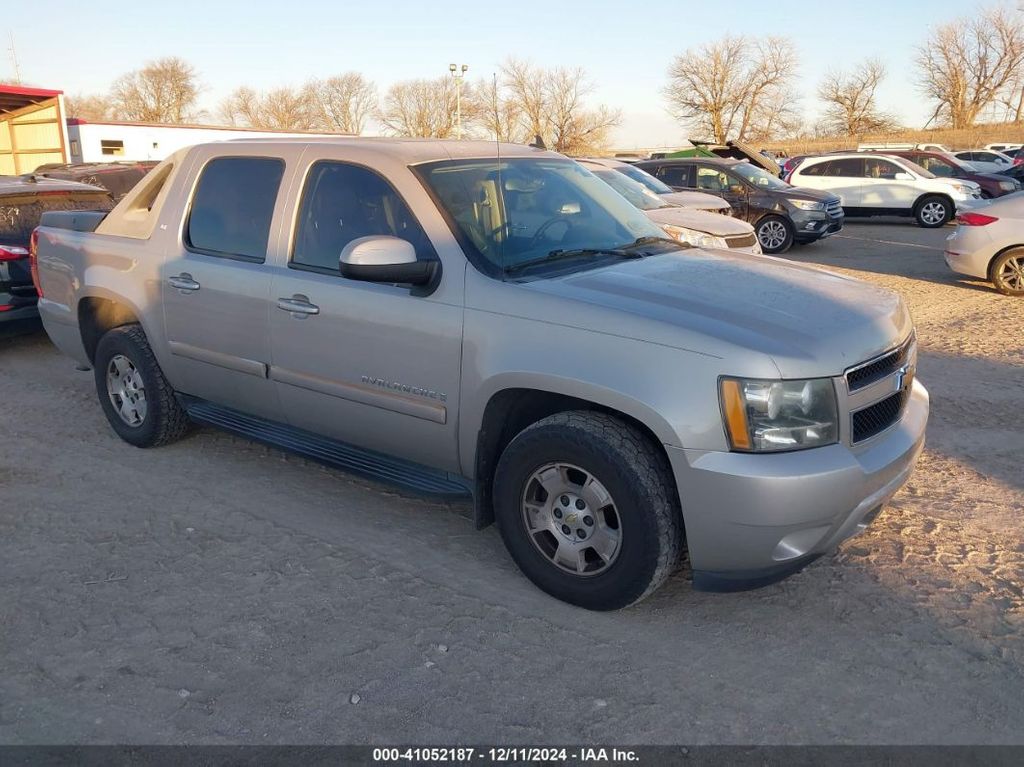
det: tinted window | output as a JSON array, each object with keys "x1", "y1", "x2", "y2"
[
  {"x1": 864, "y1": 158, "x2": 902, "y2": 179},
  {"x1": 653, "y1": 165, "x2": 690, "y2": 187},
  {"x1": 825, "y1": 158, "x2": 864, "y2": 177},
  {"x1": 695, "y1": 166, "x2": 732, "y2": 192},
  {"x1": 799, "y1": 161, "x2": 828, "y2": 176},
  {"x1": 914, "y1": 155, "x2": 957, "y2": 177},
  {"x1": 186, "y1": 157, "x2": 284, "y2": 261},
  {"x1": 293, "y1": 161, "x2": 435, "y2": 272}
]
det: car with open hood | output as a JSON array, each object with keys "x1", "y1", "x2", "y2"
[{"x1": 636, "y1": 157, "x2": 844, "y2": 253}]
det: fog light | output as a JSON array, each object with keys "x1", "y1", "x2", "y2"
[{"x1": 804, "y1": 222, "x2": 817, "y2": 230}]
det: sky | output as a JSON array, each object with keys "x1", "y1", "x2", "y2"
[{"x1": 1, "y1": 0, "x2": 991, "y2": 147}]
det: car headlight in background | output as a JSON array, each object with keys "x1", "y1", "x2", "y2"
[
  {"x1": 998, "y1": 181, "x2": 1017, "y2": 191},
  {"x1": 719, "y1": 377, "x2": 838, "y2": 452},
  {"x1": 787, "y1": 199, "x2": 824, "y2": 211},
  {"x1": 661, "y1": 224, "x2": 729, "y2": 250}
]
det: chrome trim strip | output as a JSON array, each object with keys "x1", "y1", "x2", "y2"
[{"x1": 168, "y1": 340, "x2": 267, "y2": 378}]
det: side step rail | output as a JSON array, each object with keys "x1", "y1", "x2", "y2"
[{"x1": 184, "y1": 399, "x2": 472, "y2": 499}]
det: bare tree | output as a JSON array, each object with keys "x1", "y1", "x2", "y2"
[
  {"x1": 496, "y1": 59, "x2": 621, "y2": 154},
  {"x1": 303, "y1": 73, "x2": 377, "y2": 134},
  {"x1": 64, "y1": 93, "x2": 114, "y2": 121},
  {"x1": 817, "y1": 58, "x2": 899, "y2": 135},
  {"x1": 218, "y1": 86, "x2": 316, "y2": 130},
  {"x1": 377, "y1": 77, "x2": 468, "y2": 138},
  {"x1": 109, "y1": 57, "x2": 201, "y2": 123},
  {"x1": 663, "y1": 36, "x2": 799, "y2": 143},
  {"x1": 477, "y1": 76, "x2": 528, "y2": 144},
  {"x1": 915, "y1": 5, "x2": 1024, "y2": 128}
]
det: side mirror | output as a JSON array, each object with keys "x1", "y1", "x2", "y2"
[
  {"x1": 894, "y1": 172, "x2": 914, "y2": 181},
  {"x1": 339, "y1": 235, "x2": 439, "y2": 286}
]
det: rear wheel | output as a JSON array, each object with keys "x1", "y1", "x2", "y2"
[
  {"x1": 93, "y1": 325, "x2": 191, "y2": 447},
  {"x1": 914, "y1": 195, "x2": 953, "y2": 228},
  {"x1": 990, "y1": 248, "x2": 1024, "y2": 296},
  {"x1": 493, "y1": 411, "x2": 683, "y2": 610},
  {"x1": 755, "y1": 215, "x2": 794, "y2": 254}
]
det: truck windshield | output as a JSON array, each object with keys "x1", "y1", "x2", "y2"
[
  {"x1": 615, "y1": 164, "x2": 674, "y2": 195},
  {"x1": 416, "y1": 158, "x2": 674, "y2": 277}
]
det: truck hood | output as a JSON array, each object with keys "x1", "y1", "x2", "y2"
[
  {"x1": 523, "y1": 249, "x2": 912, "y2": 378},
  {"x1": 645, "y1": 207, "x2": 754, "y2": 237}
]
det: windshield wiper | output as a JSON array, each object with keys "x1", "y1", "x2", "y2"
[
  {"x1": 628, "y1": 235, "x2": 688, "y2": 249},
  {"x1": 504, "y1": 247, "x2": 642, "y2": 275}
]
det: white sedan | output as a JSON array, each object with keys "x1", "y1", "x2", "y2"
[{"x1": 944, "y1": 193, "x2": 1024, "y2": 296}]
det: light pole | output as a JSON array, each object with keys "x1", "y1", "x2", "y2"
[{"x1": 449, "y1": 63, "x2": 468, "y2": 140}]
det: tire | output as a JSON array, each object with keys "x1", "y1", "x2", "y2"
[
  {"x1": 990, "y1": 248, "x2": 1024, "y2": 296},
  {"x1": 755, "y1": 215, "x2": 794, "y2": 254},
  {"x1": 493, "y1": 411, "x2": 683, "y2": 610},
  {"x1": 93, "y1": 324, "x2": 191, "y2": 447},
  {"x1": 914, "y1": 195, "x2": 953, "y2": 228}
]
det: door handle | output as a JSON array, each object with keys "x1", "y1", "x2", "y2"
[
  {"x1": 169, "y1": 273, "x2": 200, "y2": 292},
  {"x1": 277, "y1": 295, "x2": 320, "y2": 316}
]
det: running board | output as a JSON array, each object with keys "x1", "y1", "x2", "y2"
[{"x1": 184, "y1": 399, "x2": 472, "y2": 499}]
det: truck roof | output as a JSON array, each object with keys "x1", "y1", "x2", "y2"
[{"x1": 213, "y1": 137, "x2": 557, "y2": 164}]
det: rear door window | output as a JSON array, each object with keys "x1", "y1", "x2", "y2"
[
  {"x1": 291, "y1": 161, "x2": 435, "y2": 273},
  {"x1": 186, "y1": 157, "x2": 285, "y2": 262},
  {"x1": 653, "y1": 165, "x2": 691, "y2": 187},
  {"x1": 825, "y1": 158, "x2": 864, "y2": 177}
]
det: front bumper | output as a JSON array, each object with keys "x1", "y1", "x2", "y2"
[
  {"x1": 790, "y1": 209, "x2": 844, "y2": 242},
  {"x1": 667, "y1": 378, "x2": 929, "y2": 590}
]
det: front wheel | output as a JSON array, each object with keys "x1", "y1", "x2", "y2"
[
  {"x1": 990, "y1": 248, "x2": 1024, "y2": 296},
  {"x1": 93, "y1": 324, "x2": 191, "y2": 447},
  {"x1": 915, "y1": 196, "x2": 953, "y2": 228},
  {"x1": 493, "y1": 412, "x2": 683, "y2": 610},
  {"x1": 755, "y1": 215, "x2": 794, "y2": 254}
]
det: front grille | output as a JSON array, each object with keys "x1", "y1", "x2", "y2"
[
  {"x1": 845, "y1": 336, "x2": 913, "y2": 392},
  {"x1": 852, "y1": 389, "x2": 908, "y2": 443},
  {"x1": 725, "y1": 233, "x2": 757, "y2": 249},
  {"x1": 825, "y1": 199, "x2": 843, "y2": 218}
]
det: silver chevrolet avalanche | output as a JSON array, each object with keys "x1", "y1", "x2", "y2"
[{"x1": 32, "y1": 139, "x2": 929, "y2": 609}]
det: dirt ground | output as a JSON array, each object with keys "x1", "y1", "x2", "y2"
[{"x1": 1, "y1": 219, "x2": 1022, "y2": 745}]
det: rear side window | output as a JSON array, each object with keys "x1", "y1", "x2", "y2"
[
  {"x1": 799, "y1": 161, "x2": 827, "y2": 176},
  {"x1": 824, "y1": 158, "x2": 864, "y2": 177},
  {"x1": 653, "y1": 165, "x2": 691, "y2": 187},
  {"x1": 186, "y1": 157, "x2": 284, "y2": 262},
  {"x1": 291, "y1": 161, "x2": 435, "y2": 273}
]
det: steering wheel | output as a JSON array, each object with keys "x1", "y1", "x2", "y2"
[{"x1": 528, "y1": 216, "x2": 573, "y2": 250}]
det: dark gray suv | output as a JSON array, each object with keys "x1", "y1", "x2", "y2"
[{"x1": 636, "y1": 158, "x2": 844, "y2": 253}]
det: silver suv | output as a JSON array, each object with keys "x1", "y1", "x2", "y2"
[{"x1": 33, "y1": 139, "x2": 929, "y2": 609}]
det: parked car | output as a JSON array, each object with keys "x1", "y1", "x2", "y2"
[
  {"x1": 33, "y1": 161, "x2": 158, "y2": 202},
  {"x1": 33, "y1": 139, "x2": 928, "y2": 609},
  {"x1": 944, "y1": 194, "x2": 1024, "y2": 296},
  {"x1": 869, "y1": 149, "x2": 1021, "y2": 199},
  {"x1": 576, "y1": 159, "x2": 760, "y2": 253},
  {"x1": 636, "y1": 157, "x2": 844, "y2": 253},
  {"x1": 951, "y1": 149, "x2": 1020, "y2": 174},
  {"x1": 788, "y1": 153, "x2": 983, "y2": 227},
  {"x1": 582, "y1": 157, "x2": 733, "y2": 213},
  {"x1": 1, "y1": 175, "x2": 113, "y2": 323},
  {"x1": 984, "y1": 143, "x2": 1022, "y2": 153},
  {"x1": 857, "y1": 142, "x2": 949, "y2": 153}
]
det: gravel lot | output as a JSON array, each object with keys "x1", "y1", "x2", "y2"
[{"x1": 1, "y1": 219, "x2": 1022, "y2": 745}]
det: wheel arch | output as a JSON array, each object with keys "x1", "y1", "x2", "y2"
[
  {"x1": 470, "y1": 384, "x2": 679, "y2": 530},
  {"x1": 77, "y1": 290, "x2": 149, "y2": 364},
  {"x1": 988, "y1": 243, "x2": 1024, "y2": 281}
]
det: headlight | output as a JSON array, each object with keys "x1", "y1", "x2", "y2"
[
  {"x1": 788, "y1": 199, "x2": 824, "y2": 211},
  {"x1": 999, "y1": 181, "x2": 1016, "y2": 191},
  {"x1": 719, "y1": 377, "x2": 838, "y2": 452},
  {"x1": 662, "y1": 224, "x2": 729, "y2": 250}
]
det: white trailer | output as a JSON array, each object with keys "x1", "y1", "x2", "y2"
[{"x1": 65, "y1": 120, "x2": 348, "y2": 164}]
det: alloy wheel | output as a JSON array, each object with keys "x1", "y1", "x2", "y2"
[
  {"x1": 997, "y1": 254, "x2": 1024, "y2": 292},
  {"x1": 757, "y1": 220, "x2": 788, "y2": 250},
  {"x1": 520, "y1": 462, "x2": 622, "y2": 576},
  {"x1": 106, "y1": 354, "x2": 147, "y2": 427},
  {"x1": 920, "y1": 201, "x2": 947, "y2": 225}
]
